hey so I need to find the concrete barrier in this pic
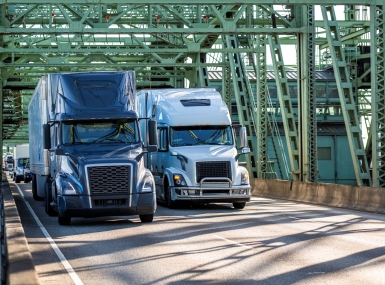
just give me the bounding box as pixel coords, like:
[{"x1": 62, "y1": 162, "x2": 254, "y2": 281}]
[
  {"x1": 2, "y1": 173, "x2": 40, "y2": 285},
  {"x1": 355, "y1": 186, "x2": 385, "y2": 213},
  {"x1": 251, "y1": 178, "x2": 385, "y2": 214}
]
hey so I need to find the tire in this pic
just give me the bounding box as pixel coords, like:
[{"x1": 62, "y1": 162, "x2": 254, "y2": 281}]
[
  {"x1": 164, "y1": 179, "x2": 175, "y2": 209},
  {"x1": 15, "y1": 175, "x2": 20, "y2": 183},
  {"x1": 58, "y1": 215, "x2": 71, "y2": 225},
  {"x1": 139, "y1": 214, "x2": 154, "y2": 223},
  {"x1": 233, "y1": 202, "x2": 246, "y2": 209},
  {"x1": 45, "y1": 181, "x2": 57, "y2": 216},
  {"x1": 32, "y1": 175, "x2": 41, "y2": 201}
]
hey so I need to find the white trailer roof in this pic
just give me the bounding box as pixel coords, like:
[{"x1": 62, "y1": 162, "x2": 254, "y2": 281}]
[{"x1": 143, "y1": 88, "x2": 231, "y2": 126}]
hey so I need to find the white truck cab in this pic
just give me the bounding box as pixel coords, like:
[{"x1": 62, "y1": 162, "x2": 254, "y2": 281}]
[{"x1": 137, "y1": 88, "x2": 251, "y2": 209}]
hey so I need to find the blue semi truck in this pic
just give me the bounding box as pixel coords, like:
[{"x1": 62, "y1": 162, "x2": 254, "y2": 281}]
[{"x1": 28, "y1": 71, "x2": 158, "y2": 225}]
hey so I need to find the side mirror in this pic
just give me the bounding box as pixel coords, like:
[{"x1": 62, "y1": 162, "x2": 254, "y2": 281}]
[
  {"x1": 147, "y1": 120, "x2": 158, "y2": 152},
  {"x1": 239, "y1": 126, "x2": 247, "y2": 149},
  {"x1": 43, "y1": 124, "x2": 51, "y2": 150}
]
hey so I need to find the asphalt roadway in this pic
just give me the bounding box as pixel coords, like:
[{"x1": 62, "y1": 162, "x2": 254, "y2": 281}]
[{"x1": 6, "y1": 174, "x2": 385, "y2": 285}]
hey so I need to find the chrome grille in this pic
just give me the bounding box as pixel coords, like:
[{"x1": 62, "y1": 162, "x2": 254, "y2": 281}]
[
  {"x1": 88, "y1": 165, "x2": 131, "y2": 194},
  {"x1": 196, "y1": 161, "x2": 232, "y2": 183}
]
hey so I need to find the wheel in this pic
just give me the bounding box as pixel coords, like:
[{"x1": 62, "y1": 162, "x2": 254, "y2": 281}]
[
  {"x1": 58, "y1": 215, "x2": 71, "y2": 225},
  {"x1": 15, "y1": 175, "x2": 20, "y2": 183},
  {"x1": 233, "y1": 202, "x2": 246, "y2": 209},
  {"x1": 32, "y1": 175, "x2": 41, "y2": 201},
  {"x1": 45, "y1": 181, "x2": 57, "y2": 216},
  {"x1": 139, "y1": 214, "x2": 154, "y2": 223},
  {"x1": 164, "y1": 179, "x2": 175, "y2": 209}
]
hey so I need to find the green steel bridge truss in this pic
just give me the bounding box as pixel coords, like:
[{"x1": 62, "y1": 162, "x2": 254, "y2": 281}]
[{"x1": 1, "y1": 1, "x2": 384, "y2": 187}]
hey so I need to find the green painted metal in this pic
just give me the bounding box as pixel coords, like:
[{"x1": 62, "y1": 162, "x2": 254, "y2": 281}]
[
  {"x1": 268, "y1": 34, "x2": 300, "y2": 181},
  {"x1": 254, "y1": 7, "x2": 269, "y2": 179},
  {"x1": 296, "y1": 5, "x2": 317, "y2": 182},
  {"x1": 322, "y1": 5, "x2": 371, "y2": 186},
  {"x1": 0, "y1": 3, "x2": 383, "y2": 189},
  {"x1": 1, "y1": 1, "x2": 384, "y2": 4},
  {"x1": 371, "y1": 4, "x2": 385, "y2": 187},
  {"x1": 224, "y1": 34, "x2": 258, "y2": 178}
]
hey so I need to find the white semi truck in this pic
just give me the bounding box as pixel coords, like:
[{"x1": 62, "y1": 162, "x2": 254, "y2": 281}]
[
  {"x1": 12, "y1": 143, "x2": 30, "y2": 183},
  {"x1": 137, "y1": 88, "x2": 251, "y2": 209}
]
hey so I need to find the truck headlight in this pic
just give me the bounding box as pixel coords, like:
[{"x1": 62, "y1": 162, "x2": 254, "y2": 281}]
[
  {"x1": 56, "y1": 173, "x2": 83, "y2": 195},
  {"x1": 142, "y1": 176, "x2": 155, "y2": 192},
  {"x1": 241, "y1": 171, "x2": 249, "y2": 185},
  {"x1": 138, "y1": 171, "x2": 155, "y2": 193},
  {"x1": 173, "y1": 174, "x2": 187, "y2": 186}
]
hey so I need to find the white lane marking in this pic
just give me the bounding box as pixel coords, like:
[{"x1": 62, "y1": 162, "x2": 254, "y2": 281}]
[
  {"x1": 213, "y1": 234, "x2": 253, "y2": 249},
  {"x1": 15, "y1": 184, "x2": 84, "y2": 285},
  {"x1": 289, "y1": 216, "x2": 301, "y2": 220}
]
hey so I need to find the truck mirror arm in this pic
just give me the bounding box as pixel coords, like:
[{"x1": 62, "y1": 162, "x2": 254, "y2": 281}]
[
  {"x1": 55, "y1": 148, "x2": 79, "y2": 164},
  {"x1": 235, "y1": 147, "x2": 251, "y2": 161}
]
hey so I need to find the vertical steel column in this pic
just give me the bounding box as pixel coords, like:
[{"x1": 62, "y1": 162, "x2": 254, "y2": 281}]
[
  {"x1": 222, "y1": 54, "x2": 232, "y2": 108},
  {"x1": 196, "y1": 53, "x2": 210, "y2": 87},
  {"x1": 268, "y1": 34, "x2": 300, "y2": 181},
  {"x1": 321, "y1": 5, "x2": 371, "y2": 186},
  {"x1": 296, "y1": 5, "x2": 317, "y2": 182},
  {"x1": 254, "y1": 7, "x2": 269, "y2": 179},
  {"x1": 371, "y1": 4, "x2": 385, "y2": 187},
  {"x1": 0, "y1": 3, "x2": 4, "y2": 169}
]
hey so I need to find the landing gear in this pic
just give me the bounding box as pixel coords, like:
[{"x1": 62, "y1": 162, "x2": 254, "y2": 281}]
[
  {"x1": 32, "y1": 175, "x2": 41, "y2": 201},
  {"x1": 44, "y1": 181, "x2": 56, "y2": 216}
]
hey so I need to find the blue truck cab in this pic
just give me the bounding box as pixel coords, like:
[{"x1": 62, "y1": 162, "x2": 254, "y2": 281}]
[{"x1": 28, "y1": 71, "x2": 158, "y2": 225}]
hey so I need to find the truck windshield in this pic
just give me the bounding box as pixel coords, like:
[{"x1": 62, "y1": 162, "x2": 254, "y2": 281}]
[
  {"x1": 17, "y1": 158, "x2": 29, "y2": 167},
  {"x1": 62, "y1": 120, "x2": 139, "y2": 144},
  {"x1": 170, "y1": 126, "x2": 233, "y2": 147}
]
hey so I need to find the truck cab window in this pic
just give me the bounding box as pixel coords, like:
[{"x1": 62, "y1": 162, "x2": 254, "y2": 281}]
[
  {"x1": 61, "y1": 120, "x2": 139, "y2": 144},
  {"x1": 170, "y1": 126, "x2": 233, "y2": 147}
]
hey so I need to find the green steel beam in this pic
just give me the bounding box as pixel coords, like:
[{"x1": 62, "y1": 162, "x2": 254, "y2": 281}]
[
  {"x1": 1, "y1": 1, "x2": 383, "y2": 4},
  {"x1": 224, "y1": 34, "x2": 258, "y2": 178},
  {"x1": 371, "y1": 4, "x2": 385, "y2": 187},
  {"x1": 254, "y1": 6, "x2": 269, "y2": 179},
  {"x1": 297, "y1": 5, "x2": 317, "y2": 182},
  {"x1": 268, "y1": 34, "x2": 300, "y2": 181},
  {"x1": 0, "y1": 27, "x2": 304, "y2": 34}
]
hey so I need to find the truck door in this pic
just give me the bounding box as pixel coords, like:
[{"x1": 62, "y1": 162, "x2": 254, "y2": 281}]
[{"x1": 155, "y1": 127, "x2": 169, "y2": 174}]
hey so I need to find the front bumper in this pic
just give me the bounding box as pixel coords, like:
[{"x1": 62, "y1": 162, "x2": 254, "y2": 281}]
[
  {"x1": 171, "y1": 185, "x2": 251, "y2": 203},
  {"x1": 57, "y1": 192, "x2": 156, "y2": 218}
]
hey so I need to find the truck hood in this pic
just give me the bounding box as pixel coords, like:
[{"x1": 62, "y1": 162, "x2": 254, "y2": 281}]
[
  {"x1": 60, "y1": 143, "x2": 143, "y2": 162},
  {"x1": 171, "y1": 145, "x2": 237, "y2": 161}
]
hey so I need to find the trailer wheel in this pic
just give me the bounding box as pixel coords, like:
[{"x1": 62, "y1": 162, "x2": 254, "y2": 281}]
[
  {"x1": 58, "y1": 215, "x2": 71, "y2": 226},
  {"x1": 139, "y1": 214, "x2": 154, "y2": 223},
  {"x1": 45, "y1": 182, "x2": 57, "y2": 216},
  {"x1": 233, "y1": 202, "x2": 246, "y2": 209}
]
